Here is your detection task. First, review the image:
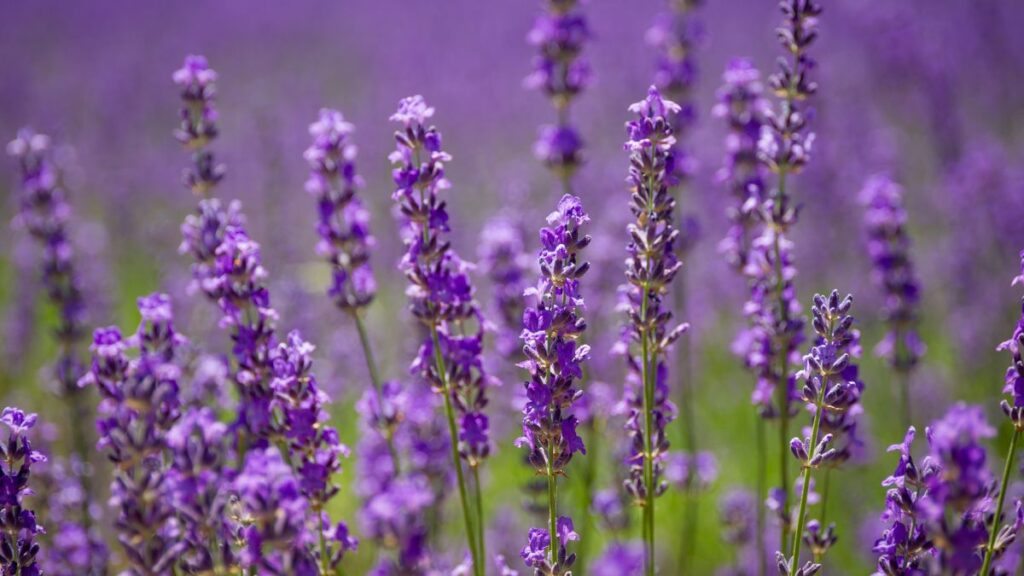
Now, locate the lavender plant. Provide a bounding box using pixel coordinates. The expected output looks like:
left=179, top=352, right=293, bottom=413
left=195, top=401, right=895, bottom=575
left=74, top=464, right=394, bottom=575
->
left=390, top=95, right=491, bottom=576
left=860, top=175, right=924, bottom=427
left=619, top=86, right=689, bottom=576
left=517, top=194, right=591, bottom=575
left=0, top=407, right=46, bottom=576
left=527, top=0, right=590, bottom=193
left=783, top=290, right=858, bottom=575
left=872, top=426, right=936, bottom=573
left=6, top=129, right=101, bottom=565
left=82, top=294, right=185, bottom=574
left=753, top=0, right=821, bottom=553
left=980, top=250, right=1024, bottom=573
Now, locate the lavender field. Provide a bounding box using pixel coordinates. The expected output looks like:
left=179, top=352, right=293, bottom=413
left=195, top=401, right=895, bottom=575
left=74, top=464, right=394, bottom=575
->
left=2, top=1, right=1024, bottom=574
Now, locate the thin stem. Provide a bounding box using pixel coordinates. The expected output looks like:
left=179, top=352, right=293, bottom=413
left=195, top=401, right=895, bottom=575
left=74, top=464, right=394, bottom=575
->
left=429, top=327, right=482, bottom=576
left=576, top=417, right=598, bottom=575
left=757, top=415, right=767, bottom=576
left=351, top=311, right=401, bottom=473
left=640, top=288, right=657, bottom=576
left=472, top=464, right=487, bottom=573
left=981, top=427, right=1022, bottom=574
left=547, top=460, right=560, bottom=567
left=318, top=517, right=330, bottom=576
left=788, top=377, right=827, bottom=575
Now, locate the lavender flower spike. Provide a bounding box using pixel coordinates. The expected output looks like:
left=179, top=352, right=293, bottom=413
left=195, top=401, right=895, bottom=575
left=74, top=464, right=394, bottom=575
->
left=81, top=293, right=186, bottom=574
left=7, top=128, right=101, bottom=560
left=518, top=194, right=591, bottom=574
left=527, top=0, right=590, bottom=189
left=174, top=54, right=225, bottom=195
left=0, top=407, right=46, bottom=576
left=980, top=250, right=1024, bottom=573
left=620, top=86, right=688, bottom=576
left=860, top=175, right=923, bottom=426
left=786, top=290, right=857, bottom=574
left=305, top=108, right=376, bottom=311
left=391, top=95, right=491, bottom=576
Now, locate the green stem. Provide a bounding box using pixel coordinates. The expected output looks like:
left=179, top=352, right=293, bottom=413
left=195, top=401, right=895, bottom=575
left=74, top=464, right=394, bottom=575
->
left=430, top=327, right=482, bottom=576
left=576, top=417, right=598, bottom=575
left=547, top=460, right=560, bottom=567
left=352, top=311, right=401, bottom=473
left=788, top=376, right=826, bottom=574
left=317, top=509, right=331, bottom=576
left=981, top=427, right=1022, bottom=574
left=757, top=415, right=767, bottom=576
left=640, top=290, right=657, bottom=576
left=473, top=464, right=487, bottom=573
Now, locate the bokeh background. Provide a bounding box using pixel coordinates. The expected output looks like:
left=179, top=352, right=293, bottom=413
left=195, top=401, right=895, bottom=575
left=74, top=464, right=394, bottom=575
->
left=2, top=0, right=1024, bottom=573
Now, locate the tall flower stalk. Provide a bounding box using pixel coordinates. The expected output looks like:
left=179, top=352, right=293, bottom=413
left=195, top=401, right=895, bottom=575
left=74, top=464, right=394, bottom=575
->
left=620, top=87, right=689, bottom=576
left=758, top=0, right=821, bottom=551
left=517, top=194, right=591, bottom=575
left=82, top=294, right=185, bottom=574
left=981, top=250, right=1024, bottom=573
left=527, top=0, right=590, bottom=194
left=390, top=95, right=491, bottom=576
left=860, top=176, right=924, bottom=428
left=6, top=129, right=100, bottom=554
left=647, top=1, right=705, bottom=564
left=0, top=407, right=46, bottom=576
left=714, top=57, right=769, bottom=576
left=783, top=291, right=856, bottom=575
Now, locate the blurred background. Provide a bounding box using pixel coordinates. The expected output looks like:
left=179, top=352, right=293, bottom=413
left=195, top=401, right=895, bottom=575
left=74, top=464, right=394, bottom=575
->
left=2, top=0, right=1024, bottom=573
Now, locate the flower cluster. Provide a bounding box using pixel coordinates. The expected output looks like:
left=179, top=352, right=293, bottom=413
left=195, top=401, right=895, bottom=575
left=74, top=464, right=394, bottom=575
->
left=174, top=54, right=225, bottom=195
left=517, top=195, right=591, bottom=573
left=998, top=250, right=1024, bottom=426
left=7, top=129, right=89, bottom=368
left=479, top=216, right=530, bottom=360
left=714, top=59, right=768, bottom=272
left=784, top=291, right=859, bottom=571
left=620, top=86, right=688, bottom=505
left=0, top=408, right=46, bottom=576
left=860, top=175, right=924, bottom=372
left=356, top=381, right=445, bottom=573
left=871, top=427, right=937, bottom=573
left=230, top=447, right=319, bottom=574
left=82, top=293, right=186, bottom=573
left=391, top=95, right=492, bottom=466
left=305, top=108, right=376, bottom=311
left=527, top=0, right=590, bottom=183
left=521, top=517, right=579, bottom=575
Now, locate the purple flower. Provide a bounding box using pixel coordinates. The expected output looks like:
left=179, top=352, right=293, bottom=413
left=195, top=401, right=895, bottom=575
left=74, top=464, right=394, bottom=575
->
left=619, top=86, right=688, bottom=506
left=230, top=447, right=318, bottom=575
left=174, top=54, right=225, bottom=195
left=527, top=0, right=590, bottom=185
left=518, top=194, right=591, bottom=471
left=0, top=407, right=45, bottom=576
left=305, top=108, right=377, bottom=311
left=82, top=294, right=186, bottom=574
left=592, top=542, right=644, bottom=576
left=391, top=95, right=492, bottom=466
left=860, top=175, right=924, bottom=371
left=167, top=406, right=237, bottom=572
left=872, top=427, right=937, bottom=573
left=714, top=59, right=768, bottom=272
left=521, top=516, right=579, bottom=574
left=999, top=250, right=1024, bottom=423
left=478, top=215, right=530, bottom=360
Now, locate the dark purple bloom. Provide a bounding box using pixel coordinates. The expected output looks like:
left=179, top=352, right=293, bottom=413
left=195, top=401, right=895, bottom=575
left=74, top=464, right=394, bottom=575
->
left=520, top=516, right=579, bottom=574
left=859, top=175, right=924, bottom=371
left=305, top=108, right=376, bottom=311
left=0, top=407, right=46, bottom=576
left=391, top=95, right=491, bottom=466
left=714, top=59, right=768, bottom=272
left=999, top=250, right=1024, bottom=422
left=872, top=427, right=937, bottom=574
left=230, top=447, right=318, bottom=575
left=619, top=86, right=688, bottom=507
left=81, top=293, right=186, bottom=574
left=174, top=54, right=225, bottom=195
left=527, top=0, right=590, bottom=186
